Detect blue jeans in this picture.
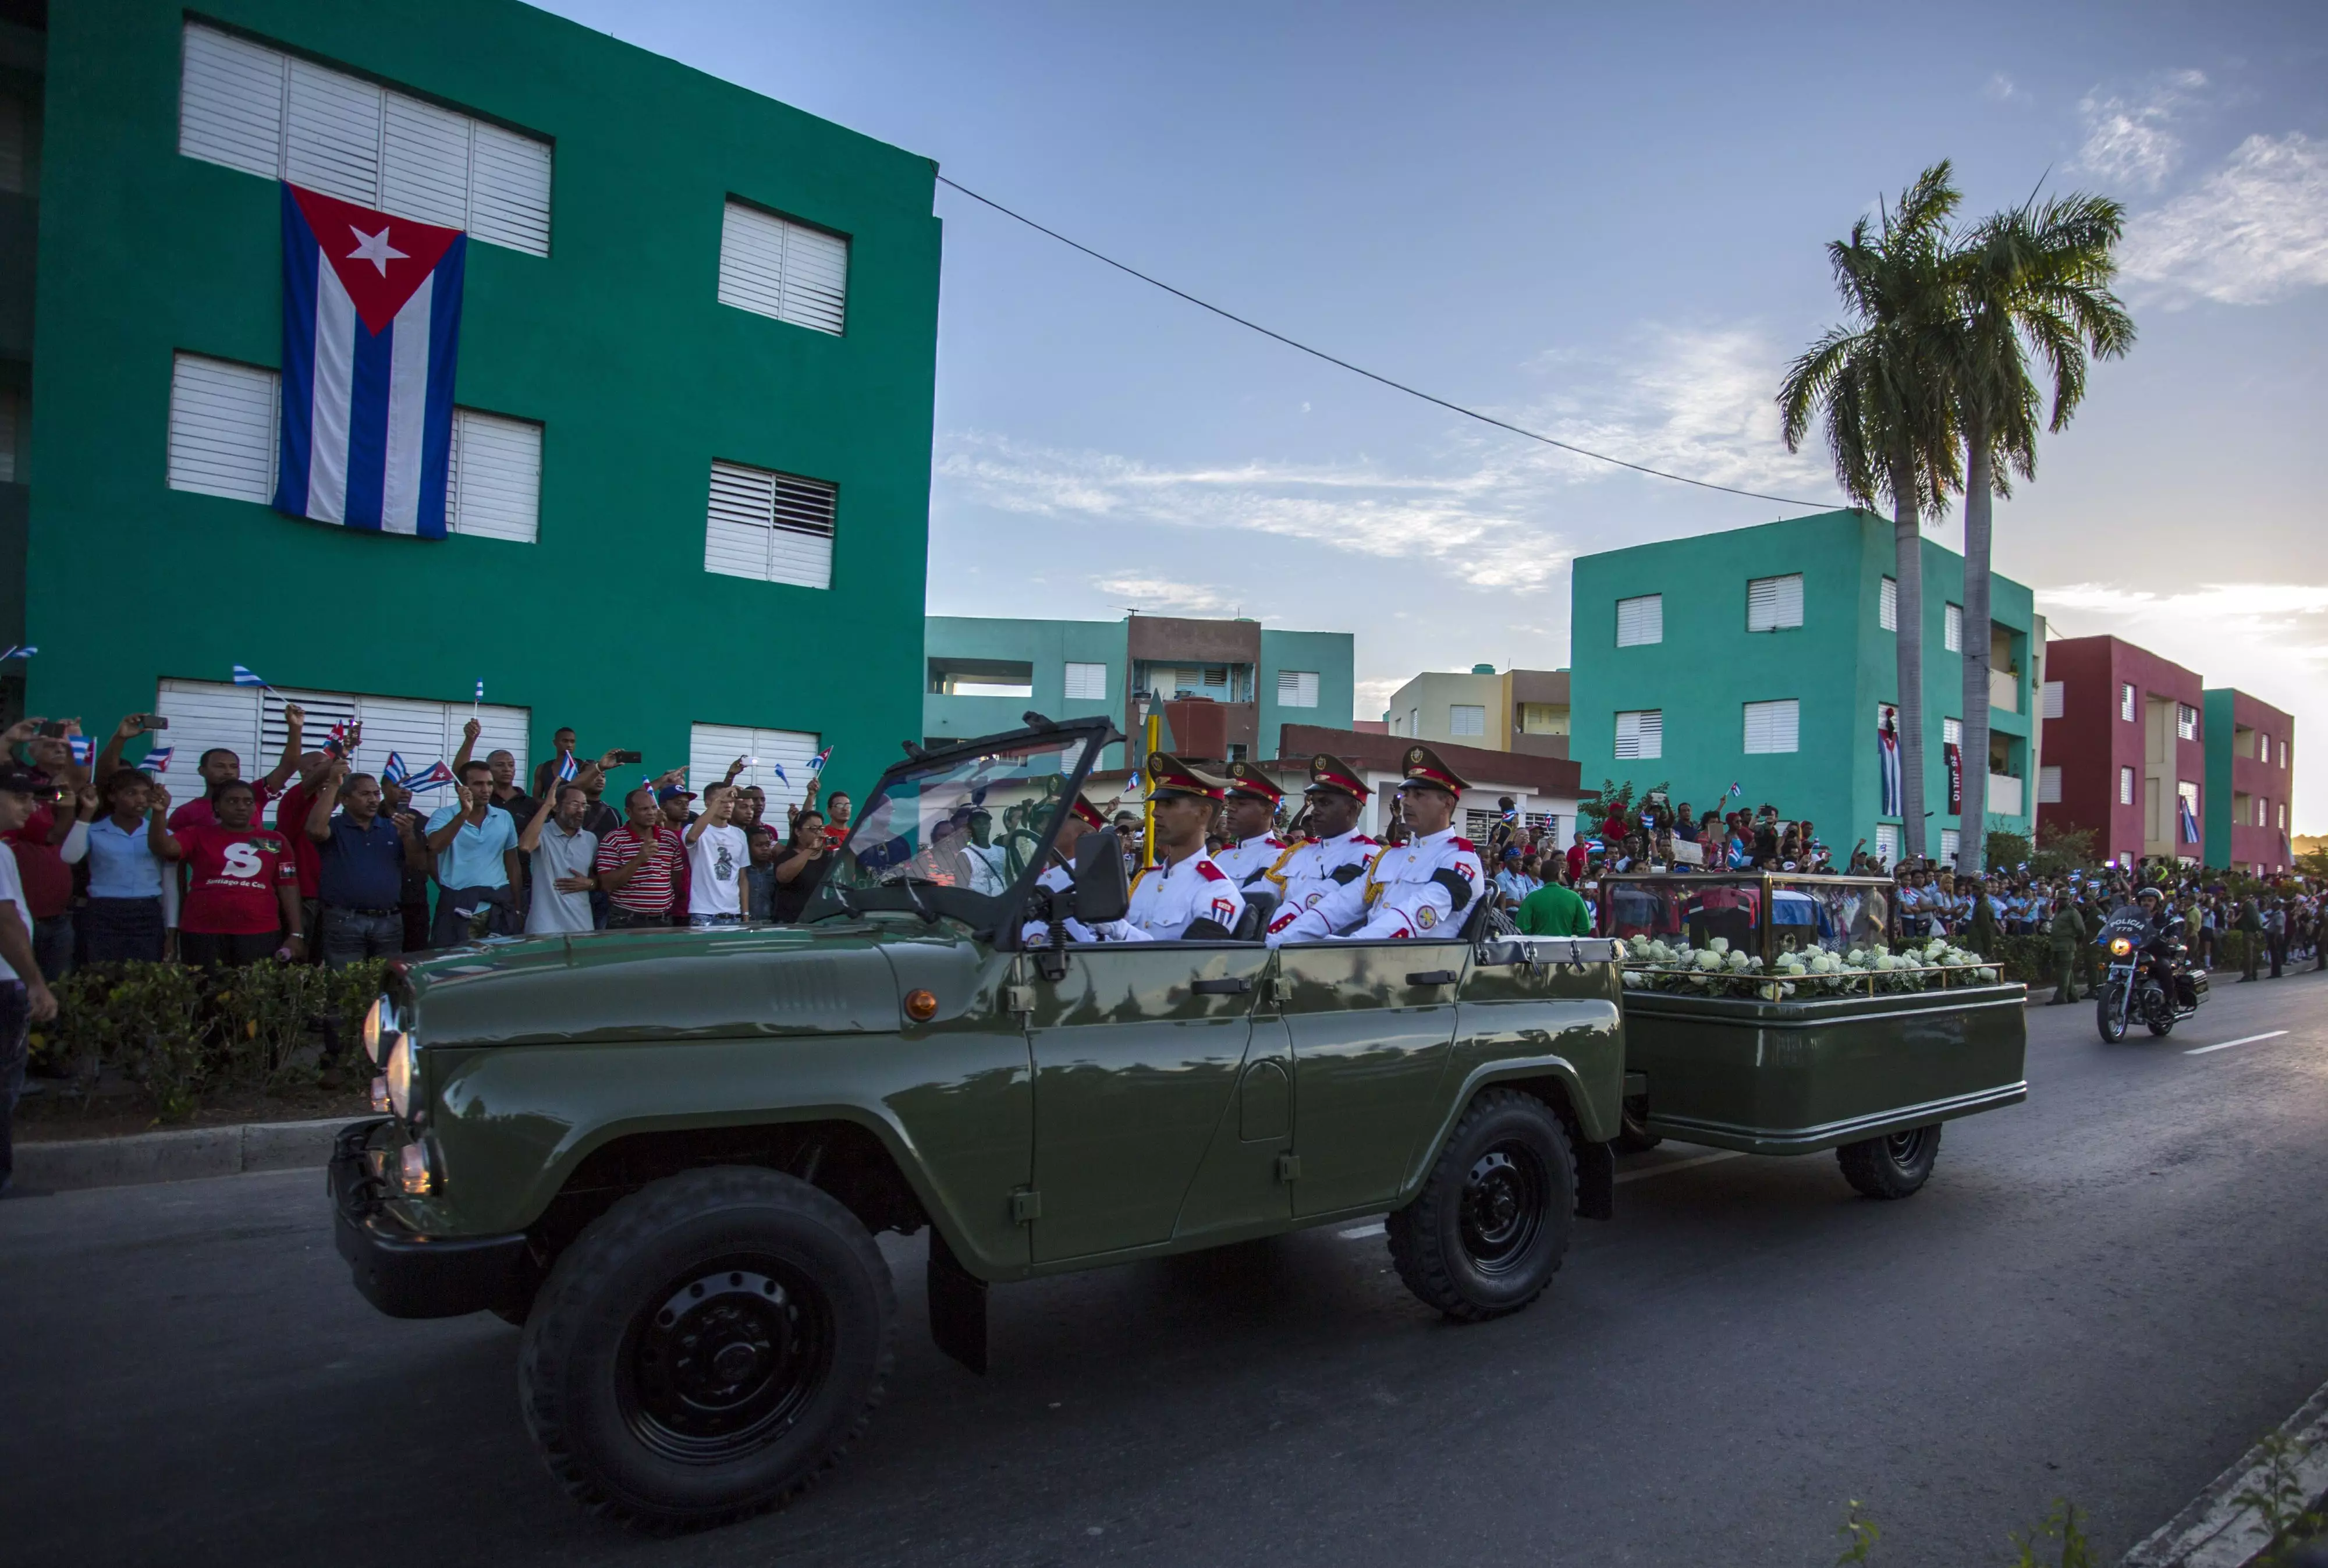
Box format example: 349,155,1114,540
689,913,743,930
320,907,404,968
32,914,72,982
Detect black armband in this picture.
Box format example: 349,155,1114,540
1430,868,1474,910
1181,917,1234,941
1330,864,1365,885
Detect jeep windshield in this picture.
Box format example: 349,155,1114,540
805,731,1098,924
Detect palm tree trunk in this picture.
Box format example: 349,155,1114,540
1958,424,1993,877
1889,459,1929,866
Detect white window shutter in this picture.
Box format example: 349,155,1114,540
1943,717,1963,747
1874,824,1899,866
155,680,263,779
448,410,542,542
1615,709,1662,761
1940,829,1960,860
1944,602,1964,652
167,354,279,503
157,679,526,787
1880,576,1897,632
467,120,553,257
690,723,821,817
2120,766,2134,805
704,460,836,589
1450,705,1485,737
1064,663,1109,701
1747,574,1803,632
179,23,286,180
1615,594,1662,647
2038,765,2062,804
719,200,849,336
284,57,381,207
1276,669,1319,708
2042,680,2065,720
1743,699,1798,754
379,94,471,229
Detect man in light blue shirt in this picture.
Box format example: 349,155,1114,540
425,760,521,945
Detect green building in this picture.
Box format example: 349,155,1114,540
1570,511,2040,867
3,1,941,812
924,613,1356,769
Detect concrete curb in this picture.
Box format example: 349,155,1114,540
2122,1379,2328,1566
14,1116,362,1193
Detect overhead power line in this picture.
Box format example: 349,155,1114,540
935,174,1836,510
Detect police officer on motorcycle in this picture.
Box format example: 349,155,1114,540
2099,884,2207,1041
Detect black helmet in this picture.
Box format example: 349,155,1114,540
2135,885,2164,904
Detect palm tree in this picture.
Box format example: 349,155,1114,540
1942,194,2134,875
1779,165,1963,865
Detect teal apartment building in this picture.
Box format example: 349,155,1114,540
3,1,941,812
1571,511,2040,866
924,613,1355,769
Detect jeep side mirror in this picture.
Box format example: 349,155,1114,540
1073,829,1130,925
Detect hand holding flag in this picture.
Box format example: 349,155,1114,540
555,753,578,783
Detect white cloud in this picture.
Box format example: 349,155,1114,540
2073,70,2206,191
1984,73,2025,103
937,322,1833,593
2121,132,2328,305
1355,675,1404,720
1088,574,1242,617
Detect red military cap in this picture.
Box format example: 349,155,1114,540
1398,743,1470,795
1069,796,1108,830
1145,751,1229,801
1305,753,1367,801
1224,760,1283,804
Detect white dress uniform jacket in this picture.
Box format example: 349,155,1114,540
1265,828,1380,920
1265,828,1482,944
1086,851,1246,942
1211,832,1288,888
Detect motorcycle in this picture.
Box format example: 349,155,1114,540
2095,912,2209,1042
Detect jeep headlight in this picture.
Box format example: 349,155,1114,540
361,994,402,1069
2109,936,2133,957
384,1035,418,1121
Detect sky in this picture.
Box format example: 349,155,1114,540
538,1,2328,825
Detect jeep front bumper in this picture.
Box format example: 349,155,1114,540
329,1118,528,1319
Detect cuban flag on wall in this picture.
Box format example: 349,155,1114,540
1876,704,1903,819
274,183,467,538
2178,793,2202,845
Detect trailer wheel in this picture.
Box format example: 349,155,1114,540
1836,1124,1942,1200
1387,1088,1574,1321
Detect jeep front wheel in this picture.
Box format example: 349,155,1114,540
1386,1088,1575,1322
517,1166,896,1532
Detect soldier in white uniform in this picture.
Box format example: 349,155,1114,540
1022,793,1112,945
1210,761,1289,888
1265,752,1380,917
1267,744,1483,943
1081,753,1246,942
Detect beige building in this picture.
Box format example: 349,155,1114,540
1385,666,1570,759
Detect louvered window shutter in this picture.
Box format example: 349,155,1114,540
1944,603,1964,652
467,122,553,256
2038,766,2062,804
1276,669,1319,708
690,723,821,815
1743,699,1798,754
705,460,837,588
448,410,542,542
1880,576,1897,631
718,200,850,335
1747,574,1802,632
285,58,382,206
168,354,279,502
379,94,471,229
1615,709,1662,761
1614,594,1662,647
2042,681,2064,720
1943,717,1962,747
179,24,285,179
1064,663,1109,701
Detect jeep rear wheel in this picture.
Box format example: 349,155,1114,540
518,1167,895,1533
1836,1123,1942,1200
1386,1088,1575,1322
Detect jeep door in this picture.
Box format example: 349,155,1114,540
1024,942,1273,1262
1272,938,1470,1216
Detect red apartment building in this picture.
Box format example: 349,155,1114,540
2203,687,2297,872
2037,636,2208,865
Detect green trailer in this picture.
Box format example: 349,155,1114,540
1598,872,2029,1197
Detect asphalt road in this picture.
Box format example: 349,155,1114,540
6,971,2327,1568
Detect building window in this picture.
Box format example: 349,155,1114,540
178,22,553,256
2038,765,2062,804
2282,738,2291,768
1944,602,1964,652
2178,780,2201,839
1518,703,1567,736
2177,703,2198,742
1615,594,1663,647
2119,765,2135,806
445,410,543,543
1408,707,1419,737
156,677,528,785
1873,823,1899,867
1746,574,1804,632
1741,698,1799,754
1063,662,1109,701
2042,680,2065,720
1940,828,1960,861
2279,802,2288,830
1614,709,1662,761
704,459,837,589
716,198,850,336
1449,704,1486,737
1943,716,1963,747
166,353,279,503
1276,669,1320,709
1879,576,1897,632
2121,683,2135,722
690,722,821,815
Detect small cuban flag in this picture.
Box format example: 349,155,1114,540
808,746,834,776
381,751,410,787
765,761,789,785
274,183,467,539
0,644,33,661
555,752,578,783
66,735,93,767
232,663,271,689
403,760,457,793
140,746,175,775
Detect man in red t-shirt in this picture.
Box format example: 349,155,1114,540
158,779,304,969
165,704,308,833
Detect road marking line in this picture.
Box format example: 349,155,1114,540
2184,1030,2289,1056
1336,1221,1385,1240
1616,1151,1743,1184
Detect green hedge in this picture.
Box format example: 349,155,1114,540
29,959,389,1120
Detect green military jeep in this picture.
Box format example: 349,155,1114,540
332,716,1630,1531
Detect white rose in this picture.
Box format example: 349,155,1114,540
1709,936,1730,955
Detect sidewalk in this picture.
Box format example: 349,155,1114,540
9,1116,362,1194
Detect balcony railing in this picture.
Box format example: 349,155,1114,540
1989,668,2019,714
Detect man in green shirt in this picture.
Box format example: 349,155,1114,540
1517,864,1593,936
